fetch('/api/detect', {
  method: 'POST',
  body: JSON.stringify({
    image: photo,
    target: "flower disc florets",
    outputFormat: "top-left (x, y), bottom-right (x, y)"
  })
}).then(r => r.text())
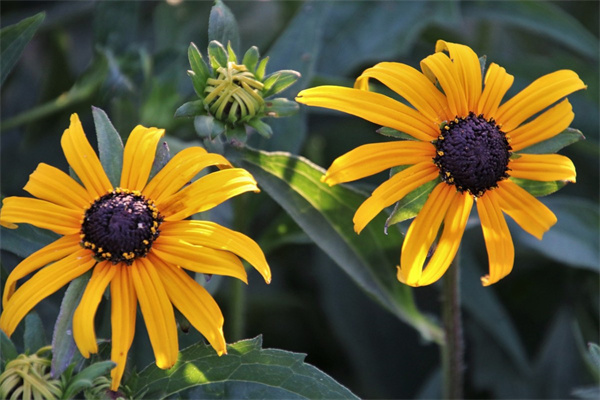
top-left (80, 188), bottom-right (162, 264)
top-left (434, 112), bottom-right (512, 196)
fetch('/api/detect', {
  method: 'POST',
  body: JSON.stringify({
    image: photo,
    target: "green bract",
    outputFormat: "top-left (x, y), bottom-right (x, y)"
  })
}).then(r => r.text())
top-left (176, 40), bottom-right (301, 141)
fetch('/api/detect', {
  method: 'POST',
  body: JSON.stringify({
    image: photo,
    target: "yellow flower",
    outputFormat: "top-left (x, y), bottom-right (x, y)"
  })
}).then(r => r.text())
top-left (0, 114), bottom-right (271, 391)
top-left (296, 40), bottom-right (585, 287)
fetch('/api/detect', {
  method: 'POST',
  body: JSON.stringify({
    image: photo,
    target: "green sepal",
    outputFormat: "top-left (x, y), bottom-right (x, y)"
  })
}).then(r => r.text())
top-left (516, 127), bottom-right (585, 155)
top-left (385, 178), bottom-right (439, 232)
top-left (509, 177), bottom-right (567, 197)
top-left (242, 46), bottom-right (260, 73)
top-left (377, 126), bottom-right (420, 141)
top-left (262, 70), bottom-right (301, 98)
top-left (225, 124), bottom-right (248, 142)
top-left (188, 42), bottom-right (210, 96)
top-left (264, 98), bottom-right (299, 118)
top-left (255, 56), bottom-right (269, 81)
top-left (208, 40), bottom-right (228, 69)
top-left (194, 115), bottom-right (225, 139)
top-left (247, 118), bottom-right (273, 138)
top-left (174, 99), bottom-right (205, 118)
top-left (61, 360), bottom-right (116, 400)
top-left (226, 41), bottom-right (237, 63)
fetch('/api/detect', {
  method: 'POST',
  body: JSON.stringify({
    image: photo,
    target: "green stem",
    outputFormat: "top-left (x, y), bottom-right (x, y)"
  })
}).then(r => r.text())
top-left (441, 249), bottom-right (464, 399)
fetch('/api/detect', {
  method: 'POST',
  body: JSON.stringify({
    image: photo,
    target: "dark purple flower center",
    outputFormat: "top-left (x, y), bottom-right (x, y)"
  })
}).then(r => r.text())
top-left (80, 188), bottom-right (162, 265)
top-left (434, 112), bottom-right (511, 197)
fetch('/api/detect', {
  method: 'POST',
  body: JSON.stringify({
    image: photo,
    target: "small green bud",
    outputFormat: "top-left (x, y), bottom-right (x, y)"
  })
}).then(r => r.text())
top-left (0, 347), bottom-right (62, 400)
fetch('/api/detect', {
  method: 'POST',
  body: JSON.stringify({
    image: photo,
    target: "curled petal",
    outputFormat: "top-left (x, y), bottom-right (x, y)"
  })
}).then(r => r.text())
top-left (476, 63), bottom-right (514, 119)
top-left (420, 52), bottom-right (468, 118)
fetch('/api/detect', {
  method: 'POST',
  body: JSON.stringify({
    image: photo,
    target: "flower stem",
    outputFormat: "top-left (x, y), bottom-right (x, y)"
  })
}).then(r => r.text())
top-left (441, 249), bottom-right (464, 399)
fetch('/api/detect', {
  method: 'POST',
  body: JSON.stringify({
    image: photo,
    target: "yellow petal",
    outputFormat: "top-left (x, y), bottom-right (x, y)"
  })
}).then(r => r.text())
top-left (476, 63), bottom-right (514, 119)
top-left (0, 249), bottom-right (95, 337)
top-left (0, 197), bottom-right (82, 235)
top-left (296, 86), bottom-right (439, 141)
top-left (477, 191), bottom-right (514, 286)
top-left (24, 163), bottom-right (92, 210)
top-left (159, 168), bottom-right (259, 221)
top-left (354, 62), bottom-right (450, 122)
top-left (73, 261), bottom-right (117, 358)
top-left (436, 40), bottom-right (482, 112)
top-left (143, 147), bottom-right (232, 203)
top-left (152, 236), bottom-right (248, 282)
top-left (130, 258), bottom-right (178, 370)
top-left (420, 52), bottom-right (468, 118)
top-left (399, 183), bottom-right (455, 285)
top-left (110, 264), bottom-right (137, 391)
top-left (407, 193), bottom-right (473, 286)
top-left (160, 220), bottom-right (271, 283)
top-left (3, 234), bottom-right (81, 306)
top-left (508, 99), bottom-right (574, 152)
top-left (150, 254), bottom-right (227, 356)
top-left (120, 126), bottom-right (165, 191)
top-left (496, 180), bottom-right (557, 240)
top-left (60, 114), bottom-right (113, 199)
top-left (509, 154), bottom-right (576, 182)
top-left (495, 70), bottom-right (586, 132)
top-left (353, 162), bottom-right (439, 234)
top-left (323, 141), bottom-right (435, 186)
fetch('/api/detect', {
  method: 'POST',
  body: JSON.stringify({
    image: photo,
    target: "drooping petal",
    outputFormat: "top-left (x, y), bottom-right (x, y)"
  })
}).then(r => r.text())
top-left (130, 258), bottom-right (178, 370)
top-left (120, 126), bottom-right (165, 191)
top-left (60, 114), bottom-right (113, 199)
top-left (296, 86), bottom-right (439, 141)
top-left (399, 183), bottom-right (456, 285)
top-left (496, 180), bottom-right (557, 240)
top-left (495, 70), bottom-right (586, 132)
top-left (143, 147), bottom-right (232, 203)
top-left (476, 63), bottom-right (514, 119)
top-left (150, 254), bottom-right (227, 355)
top-left (436, 40), bottom-right (482, 112)
top-left (73, 261), bottom-right (117, 358)
top-left (109, 264), bottom-right (137, 391)
top-left (353, 162), bottom-right (439, 234)
top-left (159, 220), bottom-right (271, 283)
top-left (23, 163), bottom-right (92, 210)
top-left (0, 197), bottom-right (82, 235)
top-left (158, 168), bottom-right (259, 221)
top-left (508, 99), bottom-right (574, 152)
top-left (477, 191), bottom-right (514, 286)
top-left (3, 234), bottom-right (82, 306)
top-left (322, 141), bottom-right (435, 186)
top-left (420, 52), bottom-right (468, 118)
top-left (354, 62), bottom-right (450, 122)
top-left (509, 154), bottom-right (576, 182)
top-left (0, 249), bottom-right (95, 337)
top-left (405, 193), bottom-right (473, 286)
top-left (152, 236), bottom-right (248, 282)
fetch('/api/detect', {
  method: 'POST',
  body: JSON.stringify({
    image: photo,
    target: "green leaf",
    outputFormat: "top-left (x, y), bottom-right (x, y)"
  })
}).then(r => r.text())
top-left (132, 336), bottom-right (358, 399)
top-left (255, 56), bottom-right (269, 81)
top-left (208, 0), bottom-right (240, 55)
top-left (247, 118), bottom-right (272, 138)
top-left (517, 127), bottom-right (585, 154)
top-left (0, 330), bottom-right (17, 367)
top-left (51, 271), bottom-right (91, 378)
top-left (174, 99), bottom-right (205, 118)
top-left (385, 178), bottom-right (438, 230)
top-left (225, 145), bottom-right (442, 342)
top-left (242, 46), bottom-right (260, 73)
top-left (262, 70), bottom-right (301, 98)
top-left (188, 42), bottom-right (211, 96)
top-left (93, 106), bottom-right (123, 187)
top-left (0, 12), bottom-right (45, 87)
top-left (24, 312), bottom-right (46, 354)
top-left (0, 225), bottom-right (58, 259)
top-left (149, 140), bottom-right (171, 181)
top-left (208, 40), bottom-right (229, 70)
top-left (264, 98), bottom-right (300, 118)
top-left (377, 127), bottom-right (420, 141)
top-left (61, 360), bottom-right (115, 399)
top-left (510, 177), bottom-right (567, 197)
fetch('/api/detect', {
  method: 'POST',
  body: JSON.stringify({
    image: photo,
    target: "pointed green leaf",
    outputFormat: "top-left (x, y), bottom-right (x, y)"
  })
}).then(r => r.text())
top-left (0, 12), bottom-right (45, 87)
top-left (61, 360), bottom-right (116, 399)
top-left (264, 98), bottom-right (300, 118)
top-left (226, 41), bottom-right (237, 63)
top-left (385, 178), bottom-right (439, 231)
top-left (51, 271), bottom-right (91, 378)
top-left (242, 46), bottom-right (260, 73)
top-left (262, 70), bottom-right (301, 98)
top-left (24, 312), bottom-right (46, 354)
top-left (188, 42), bottom-right (211, 96)
top-left (377, 127), bottom-right (421, 141)
top-left (255, 56), bottom-right (269, 81)
top-left (208, 0), bottom-right (240, 55)
top-left (149, 140), bottom-right (171, 181)
top-left (517, 128), bottom-right (585, 154)
top-left (225, 145), bottom-right (442, 342)
top-left (510, 177), bottom-right (567, 197)
top-left (208, 40), bottom-right (228, 69)
top-left (93, 106), bottom-right (123, 187)
top-left (174, 99), bottom-right (205, 118)
top-left (0, 330), bottom-right (17, 366)
top-left (246, 118), bottom-right (273, 138)
top-left (132, 336), bottom-right (358, 399)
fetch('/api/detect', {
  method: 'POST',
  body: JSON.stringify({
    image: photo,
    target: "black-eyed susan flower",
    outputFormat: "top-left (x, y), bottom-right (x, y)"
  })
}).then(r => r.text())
top-left (0, 114), bottom-right (271, 391)
top-left (296, 40), bottom-right (585, 287)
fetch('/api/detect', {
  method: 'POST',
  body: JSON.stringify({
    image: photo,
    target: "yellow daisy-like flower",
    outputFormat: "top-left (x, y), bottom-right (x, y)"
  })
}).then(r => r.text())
top-left (0, 114), bottom-right (271, 391)
top-left (296, 40), bottom-right (585, 287)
